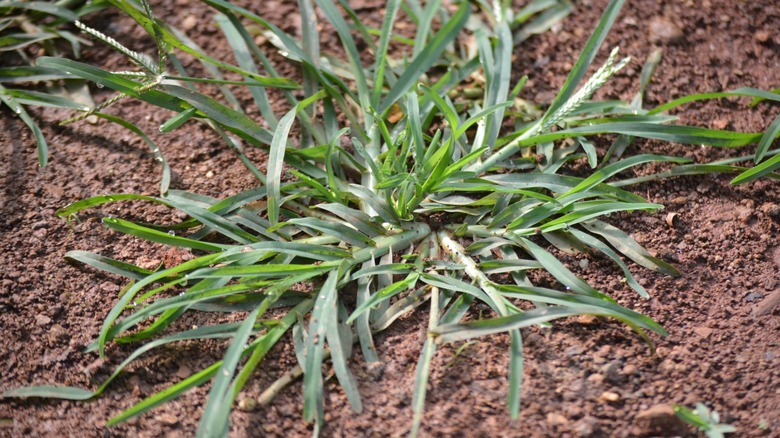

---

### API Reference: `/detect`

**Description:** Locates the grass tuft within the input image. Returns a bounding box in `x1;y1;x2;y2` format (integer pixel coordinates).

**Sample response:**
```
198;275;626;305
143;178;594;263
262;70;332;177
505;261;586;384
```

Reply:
3;0;779;436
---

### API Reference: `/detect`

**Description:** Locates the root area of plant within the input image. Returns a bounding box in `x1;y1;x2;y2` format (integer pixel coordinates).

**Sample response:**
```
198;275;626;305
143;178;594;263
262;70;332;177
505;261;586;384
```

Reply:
1;0;779;436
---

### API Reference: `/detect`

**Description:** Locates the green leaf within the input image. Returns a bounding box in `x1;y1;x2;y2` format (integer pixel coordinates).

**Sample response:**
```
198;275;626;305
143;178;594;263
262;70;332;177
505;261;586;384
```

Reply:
287;217;376;247
106;0;298;89
0;66;73;82
581;219;680;276
419;273;491;305
0;89;47;166
102;217;228;252
303;270;340;424
347;272;420;324
197;305;265;437
159;106;197;132
543;0;625;119
433;306;585;344
540;201;662;232
56;194;162;217
108;363;221;426
267;107;297;226
649;87;780;115
567;228;649;297
371;0;402;106
96;113;171;195
515;237;605;298
65;250;155;280
731;152;780;185
325;298;362;413
379;1;470;113
754;112;780;163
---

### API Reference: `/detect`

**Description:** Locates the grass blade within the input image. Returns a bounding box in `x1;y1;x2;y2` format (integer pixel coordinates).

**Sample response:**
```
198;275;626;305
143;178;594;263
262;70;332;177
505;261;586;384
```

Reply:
303;270;340;425
267;107;297;226
754;112;780;163
580;219;680;276
379;1;470;113
0;88;48;166
197;304;265;437
731;152;780;185
65;250;155;280
543;0;625;120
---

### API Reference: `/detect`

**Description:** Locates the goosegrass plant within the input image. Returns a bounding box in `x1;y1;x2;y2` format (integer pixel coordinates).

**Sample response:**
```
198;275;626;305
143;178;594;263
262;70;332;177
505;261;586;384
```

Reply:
5;0;780;436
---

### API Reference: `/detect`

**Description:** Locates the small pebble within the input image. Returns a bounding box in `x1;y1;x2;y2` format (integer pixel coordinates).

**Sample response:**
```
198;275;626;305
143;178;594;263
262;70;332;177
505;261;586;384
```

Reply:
156;414;179;425
175;365;191;379
238;397;257;412
649;17;683;44
760;202;780;217
181;15;198;31
634;404;689;436
693;327;713;338
602;361;623;384
546;412;569;426
35;314;51;327
599;391;620;403
575;416;599;437
48;324;67;343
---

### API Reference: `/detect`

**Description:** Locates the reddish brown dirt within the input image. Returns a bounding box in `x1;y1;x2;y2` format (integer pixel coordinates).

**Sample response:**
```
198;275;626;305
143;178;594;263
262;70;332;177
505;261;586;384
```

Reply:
1;0;779;437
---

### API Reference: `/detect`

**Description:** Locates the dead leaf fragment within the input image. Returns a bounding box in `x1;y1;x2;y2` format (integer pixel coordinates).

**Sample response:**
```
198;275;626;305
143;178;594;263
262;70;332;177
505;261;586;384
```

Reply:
665;212;680;228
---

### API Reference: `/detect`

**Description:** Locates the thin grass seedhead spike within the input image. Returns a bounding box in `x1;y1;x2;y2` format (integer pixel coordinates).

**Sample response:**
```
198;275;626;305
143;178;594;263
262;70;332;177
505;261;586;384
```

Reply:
60;93;129;125
75;21;158;75
541;47;630;131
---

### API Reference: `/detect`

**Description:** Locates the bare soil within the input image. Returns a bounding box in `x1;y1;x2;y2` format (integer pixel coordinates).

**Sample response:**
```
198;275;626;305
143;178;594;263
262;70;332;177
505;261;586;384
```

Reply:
1;0;779;437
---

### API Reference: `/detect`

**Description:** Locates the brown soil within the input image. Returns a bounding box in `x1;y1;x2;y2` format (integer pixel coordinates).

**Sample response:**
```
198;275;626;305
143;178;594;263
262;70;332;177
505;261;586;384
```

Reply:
1;0;779;437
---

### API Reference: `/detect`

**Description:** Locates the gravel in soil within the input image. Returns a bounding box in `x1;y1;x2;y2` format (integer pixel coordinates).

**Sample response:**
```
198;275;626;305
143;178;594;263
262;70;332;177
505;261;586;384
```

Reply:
1;0;779;437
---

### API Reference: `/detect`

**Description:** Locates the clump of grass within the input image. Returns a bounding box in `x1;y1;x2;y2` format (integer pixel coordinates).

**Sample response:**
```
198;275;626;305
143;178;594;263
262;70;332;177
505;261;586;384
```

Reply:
3;0;779;436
